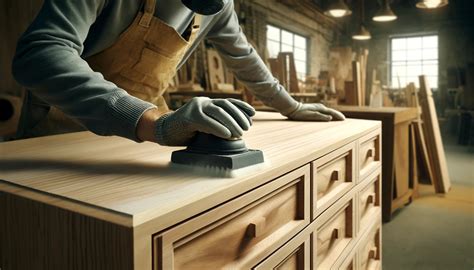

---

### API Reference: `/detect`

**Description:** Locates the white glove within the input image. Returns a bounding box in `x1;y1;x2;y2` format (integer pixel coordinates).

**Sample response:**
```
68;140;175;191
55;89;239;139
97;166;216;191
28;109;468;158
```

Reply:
155;97;255;146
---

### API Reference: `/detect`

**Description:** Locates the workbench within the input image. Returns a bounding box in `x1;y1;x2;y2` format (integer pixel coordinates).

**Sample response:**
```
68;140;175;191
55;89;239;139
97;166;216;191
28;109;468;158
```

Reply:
333;106;419;222
0;112;382;270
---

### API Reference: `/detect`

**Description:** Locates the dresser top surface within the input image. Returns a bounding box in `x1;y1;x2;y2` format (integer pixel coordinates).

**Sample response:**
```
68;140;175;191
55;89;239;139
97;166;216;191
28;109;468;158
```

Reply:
0;112;380;227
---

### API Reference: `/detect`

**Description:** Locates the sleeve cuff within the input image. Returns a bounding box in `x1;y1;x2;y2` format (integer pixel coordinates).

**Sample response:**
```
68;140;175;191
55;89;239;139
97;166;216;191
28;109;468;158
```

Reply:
107;92;156;142
265;86;301;116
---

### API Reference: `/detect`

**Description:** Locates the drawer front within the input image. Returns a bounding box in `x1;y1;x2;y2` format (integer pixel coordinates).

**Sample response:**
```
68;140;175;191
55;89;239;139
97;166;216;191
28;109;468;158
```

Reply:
358;173;381;232
312;142;355;218
358;222;381;270
358;132;381;180
154;165;310;270
253;231;310;270
314;196;355;270
340;255;356;270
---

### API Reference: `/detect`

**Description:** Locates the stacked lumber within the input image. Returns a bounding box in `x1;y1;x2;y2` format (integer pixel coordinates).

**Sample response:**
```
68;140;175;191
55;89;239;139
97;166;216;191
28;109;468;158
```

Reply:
418;76;451;193
268;52;300;93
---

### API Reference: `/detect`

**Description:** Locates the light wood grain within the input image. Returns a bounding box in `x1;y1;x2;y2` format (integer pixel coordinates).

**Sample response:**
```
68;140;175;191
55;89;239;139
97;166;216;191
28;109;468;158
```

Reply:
315;198;354;270
0;112;381;269
253;230;310;270
358;171;381;233
358;222;381;270
312;142;355;218
155;166;310;270
0;191;133;270
418;76;451;193
0;112;380;227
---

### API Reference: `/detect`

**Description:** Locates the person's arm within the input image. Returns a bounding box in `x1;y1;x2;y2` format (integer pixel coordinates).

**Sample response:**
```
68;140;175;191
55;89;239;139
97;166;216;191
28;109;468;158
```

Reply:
12;0;156;141
206;2;344;121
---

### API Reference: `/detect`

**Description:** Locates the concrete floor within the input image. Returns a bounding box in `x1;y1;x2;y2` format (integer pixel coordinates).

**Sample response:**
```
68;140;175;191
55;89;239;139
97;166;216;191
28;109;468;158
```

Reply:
382;136;474;270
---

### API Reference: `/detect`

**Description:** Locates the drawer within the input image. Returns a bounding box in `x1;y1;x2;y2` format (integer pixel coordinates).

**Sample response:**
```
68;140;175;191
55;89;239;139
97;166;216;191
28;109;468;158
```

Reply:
314;196;355;270
358;222;381;270
358;132;381;180
312;142;355;218
253;230;310;270
358;173;381;233
339;254;356;270
154;165;310;270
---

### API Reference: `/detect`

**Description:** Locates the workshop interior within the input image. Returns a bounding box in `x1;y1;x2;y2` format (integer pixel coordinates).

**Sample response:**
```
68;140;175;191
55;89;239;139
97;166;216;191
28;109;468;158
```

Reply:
1;0;473;269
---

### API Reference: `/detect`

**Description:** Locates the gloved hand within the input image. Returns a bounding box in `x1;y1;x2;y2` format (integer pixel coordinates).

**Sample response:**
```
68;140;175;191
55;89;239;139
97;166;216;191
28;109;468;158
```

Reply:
260;85;345;122
286;102;345;121
155;97;255;146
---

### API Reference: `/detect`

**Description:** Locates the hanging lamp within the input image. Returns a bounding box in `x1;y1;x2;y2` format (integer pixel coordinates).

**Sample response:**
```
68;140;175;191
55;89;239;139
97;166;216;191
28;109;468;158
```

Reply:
352;0;371;40
416;0;449;9
324;0;352;18
373;0;397;22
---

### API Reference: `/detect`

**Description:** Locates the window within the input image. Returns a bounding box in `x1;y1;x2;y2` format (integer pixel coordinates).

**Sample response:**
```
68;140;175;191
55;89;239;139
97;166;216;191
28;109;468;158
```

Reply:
390;35;438;89
266;25;308;79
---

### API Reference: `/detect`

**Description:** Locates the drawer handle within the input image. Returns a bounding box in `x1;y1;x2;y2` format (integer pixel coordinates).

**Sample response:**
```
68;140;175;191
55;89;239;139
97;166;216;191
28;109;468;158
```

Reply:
330;169;342;182
369;247;377;259
246;217;266;238
332;228;340;240
366;148;375;159
367;193;376;204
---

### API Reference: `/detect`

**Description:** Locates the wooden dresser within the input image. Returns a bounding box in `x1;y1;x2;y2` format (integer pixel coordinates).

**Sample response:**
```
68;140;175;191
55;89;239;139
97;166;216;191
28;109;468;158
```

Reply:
0;112;382;270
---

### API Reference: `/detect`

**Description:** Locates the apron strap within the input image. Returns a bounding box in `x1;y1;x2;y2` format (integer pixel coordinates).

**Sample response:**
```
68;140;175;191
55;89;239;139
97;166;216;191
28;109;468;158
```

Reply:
139;0;156;27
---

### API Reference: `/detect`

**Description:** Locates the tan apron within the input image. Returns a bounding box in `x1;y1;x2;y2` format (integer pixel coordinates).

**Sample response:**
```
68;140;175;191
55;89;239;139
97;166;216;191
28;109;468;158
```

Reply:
23;0;201;137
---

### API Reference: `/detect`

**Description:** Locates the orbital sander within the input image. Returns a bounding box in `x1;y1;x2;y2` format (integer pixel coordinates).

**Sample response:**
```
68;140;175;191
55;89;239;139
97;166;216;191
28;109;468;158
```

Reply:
171;132;264;170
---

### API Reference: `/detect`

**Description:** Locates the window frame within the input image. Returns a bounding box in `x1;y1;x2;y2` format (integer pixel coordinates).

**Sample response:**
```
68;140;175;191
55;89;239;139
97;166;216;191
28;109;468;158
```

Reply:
266;23;310;79
388;33;439;89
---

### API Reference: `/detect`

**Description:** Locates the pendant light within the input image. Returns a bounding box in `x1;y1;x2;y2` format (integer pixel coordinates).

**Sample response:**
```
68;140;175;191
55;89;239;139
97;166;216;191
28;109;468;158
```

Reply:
416;0;449;9
324;0;352;18
353;25;372;40
352;0;371;40
373;0;397;22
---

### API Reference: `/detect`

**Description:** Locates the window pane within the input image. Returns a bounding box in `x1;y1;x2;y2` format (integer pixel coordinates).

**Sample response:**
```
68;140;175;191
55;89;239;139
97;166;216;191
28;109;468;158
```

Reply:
423;64;438;76
295;60;306;75
407;49;422;61
267;40;280;58
392;38;406;50
281;44;293;53
407;37;422;49
295;48;306;61
294;35;306;49
422;48;437;60
281;30;293;46
407;64;422;76
423;36;438;48
427;76;438;88
406;76;418;86
267;25;280;42
392;64;406;77
392;51;407;61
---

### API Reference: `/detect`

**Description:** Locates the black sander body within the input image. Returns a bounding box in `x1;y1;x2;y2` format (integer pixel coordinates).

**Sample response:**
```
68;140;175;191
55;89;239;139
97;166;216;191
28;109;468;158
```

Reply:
171;132;264;170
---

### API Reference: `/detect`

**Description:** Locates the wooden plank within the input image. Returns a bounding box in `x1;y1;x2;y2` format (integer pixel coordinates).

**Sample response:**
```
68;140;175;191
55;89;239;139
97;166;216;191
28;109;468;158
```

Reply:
418;75;451;193
278;52;300;93
0;192;133;270
352;61;362;106
206;49;227;92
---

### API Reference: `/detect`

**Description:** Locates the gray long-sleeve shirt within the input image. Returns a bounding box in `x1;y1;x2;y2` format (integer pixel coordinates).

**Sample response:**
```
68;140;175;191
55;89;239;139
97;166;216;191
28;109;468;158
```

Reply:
12;0;298;141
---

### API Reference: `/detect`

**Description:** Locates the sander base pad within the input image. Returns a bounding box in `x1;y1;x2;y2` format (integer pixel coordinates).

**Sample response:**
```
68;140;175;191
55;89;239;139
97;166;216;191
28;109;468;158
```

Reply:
171;149;264;170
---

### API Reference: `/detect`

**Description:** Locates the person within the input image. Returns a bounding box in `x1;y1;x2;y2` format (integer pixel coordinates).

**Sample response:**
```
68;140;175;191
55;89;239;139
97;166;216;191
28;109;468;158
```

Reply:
12;0;345;146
